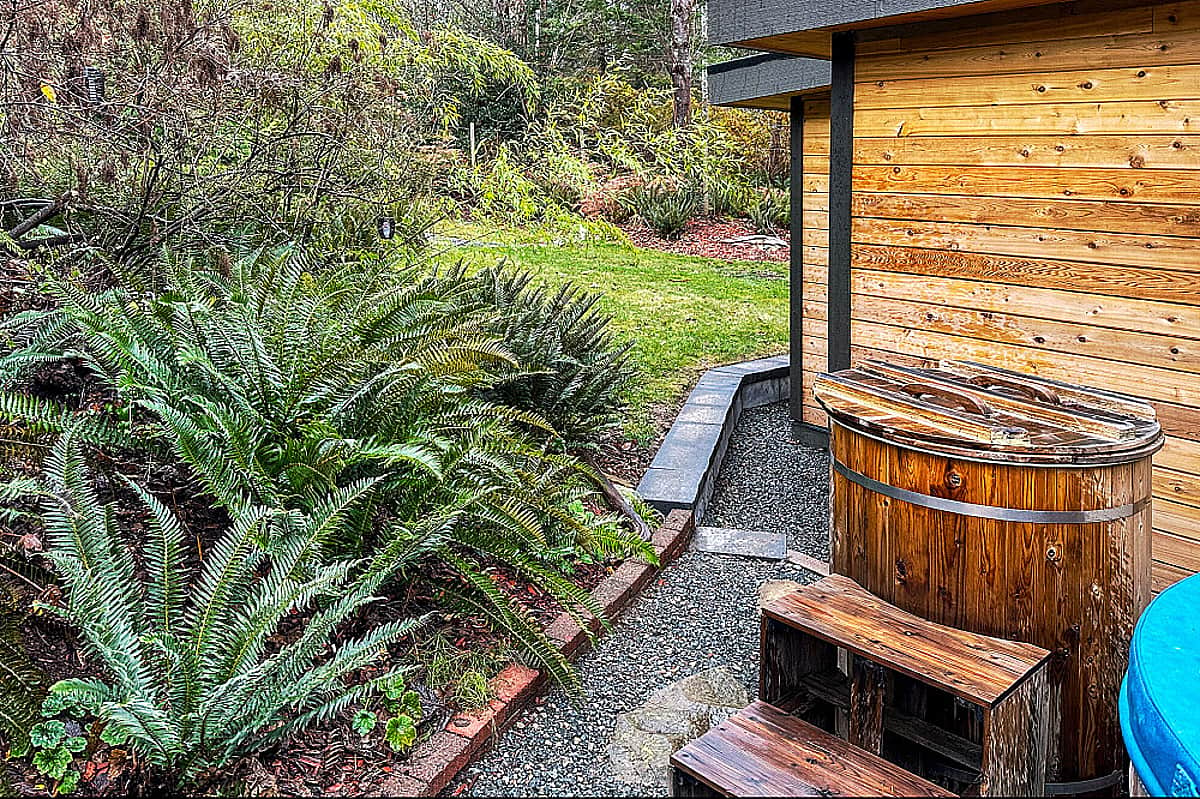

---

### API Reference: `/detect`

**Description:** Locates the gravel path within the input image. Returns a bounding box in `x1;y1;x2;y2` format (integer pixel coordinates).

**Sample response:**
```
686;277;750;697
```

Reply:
705;401;830;560
459;401;830;797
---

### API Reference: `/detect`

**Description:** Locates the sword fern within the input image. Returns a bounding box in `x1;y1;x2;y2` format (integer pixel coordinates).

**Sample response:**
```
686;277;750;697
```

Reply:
35;432;424;783
3;247;651;690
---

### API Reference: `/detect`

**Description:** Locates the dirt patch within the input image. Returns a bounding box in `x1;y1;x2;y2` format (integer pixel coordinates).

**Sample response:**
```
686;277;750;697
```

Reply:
619;218;788;264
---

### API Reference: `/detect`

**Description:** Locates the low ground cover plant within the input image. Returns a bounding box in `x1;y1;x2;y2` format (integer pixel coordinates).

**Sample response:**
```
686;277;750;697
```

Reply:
0;0;788;792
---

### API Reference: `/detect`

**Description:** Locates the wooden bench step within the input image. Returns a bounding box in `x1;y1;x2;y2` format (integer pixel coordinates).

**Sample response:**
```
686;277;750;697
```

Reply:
670;700;956;798
763;574;1049;707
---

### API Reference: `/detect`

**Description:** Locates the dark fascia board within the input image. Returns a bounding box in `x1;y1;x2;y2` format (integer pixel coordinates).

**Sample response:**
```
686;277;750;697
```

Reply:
709;0;1057;49
707;54;831;110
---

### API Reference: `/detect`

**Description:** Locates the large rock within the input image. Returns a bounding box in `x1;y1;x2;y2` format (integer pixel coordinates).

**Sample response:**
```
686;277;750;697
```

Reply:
608;667;750;788
757;579;805;609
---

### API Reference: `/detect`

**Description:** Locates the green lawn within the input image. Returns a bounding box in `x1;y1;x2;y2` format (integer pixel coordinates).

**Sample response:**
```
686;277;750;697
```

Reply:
433;227;788;442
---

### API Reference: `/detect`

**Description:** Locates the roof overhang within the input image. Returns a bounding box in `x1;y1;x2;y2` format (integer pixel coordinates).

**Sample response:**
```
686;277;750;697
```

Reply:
709;0;1064;56
707;54;831;110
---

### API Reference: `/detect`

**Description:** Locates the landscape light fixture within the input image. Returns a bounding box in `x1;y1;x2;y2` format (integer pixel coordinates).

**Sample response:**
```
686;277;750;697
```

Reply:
377;216;395;240
83;66;105;104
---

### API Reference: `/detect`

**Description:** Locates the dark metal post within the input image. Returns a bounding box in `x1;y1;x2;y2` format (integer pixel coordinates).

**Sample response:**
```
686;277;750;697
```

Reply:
789;94;805;425
828;31;855;373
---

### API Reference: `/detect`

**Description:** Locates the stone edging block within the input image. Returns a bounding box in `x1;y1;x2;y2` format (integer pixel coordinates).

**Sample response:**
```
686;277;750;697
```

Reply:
636;355;788;520
388;509;696;797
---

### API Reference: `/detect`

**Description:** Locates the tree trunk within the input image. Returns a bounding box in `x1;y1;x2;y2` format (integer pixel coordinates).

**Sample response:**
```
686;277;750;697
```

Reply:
669;0;694;128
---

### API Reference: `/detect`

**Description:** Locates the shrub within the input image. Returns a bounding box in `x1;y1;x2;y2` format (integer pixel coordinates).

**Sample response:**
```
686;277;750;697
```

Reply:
30;433;424;785
749;188;790;234
707;180;754;219
456;265;634;448
617;181;699;239
2;247;651;688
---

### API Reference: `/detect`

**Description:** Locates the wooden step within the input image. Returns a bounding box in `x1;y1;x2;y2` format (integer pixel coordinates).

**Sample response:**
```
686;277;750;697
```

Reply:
670;700;955;798
762;574;1049;707
758;575;1053;795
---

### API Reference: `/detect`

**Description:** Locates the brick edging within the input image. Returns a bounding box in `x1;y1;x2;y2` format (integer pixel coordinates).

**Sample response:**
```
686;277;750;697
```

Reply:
381;509;696;797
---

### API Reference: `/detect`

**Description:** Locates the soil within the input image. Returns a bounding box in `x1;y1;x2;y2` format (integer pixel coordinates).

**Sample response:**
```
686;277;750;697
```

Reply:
618;217;789;264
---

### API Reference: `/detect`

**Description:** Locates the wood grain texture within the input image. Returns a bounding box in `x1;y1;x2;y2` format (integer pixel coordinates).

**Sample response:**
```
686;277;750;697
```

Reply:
783;0;1200;586
851;269;1200;341
853;164;1200;206
829;423;1151;783
852;243;1200;307
764;573;1050;707
854;135;1200;170
983;667;1050;795
853;191;1200;236
670;701;956;798
856;100;1200;138
797;97;831;417
855;0;1157;56
849;656;887;754
857;64;1200;110
856;24;1200;82
849;293;1200;375
852;216;1200;272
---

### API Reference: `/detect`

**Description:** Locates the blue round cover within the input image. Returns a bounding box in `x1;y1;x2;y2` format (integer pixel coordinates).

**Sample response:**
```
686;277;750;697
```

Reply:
1121;573;1200;796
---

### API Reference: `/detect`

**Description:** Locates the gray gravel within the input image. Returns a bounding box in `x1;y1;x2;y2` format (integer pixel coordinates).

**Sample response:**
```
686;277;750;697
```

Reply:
459;552;815;796
705;401;830;560
459;401;830;797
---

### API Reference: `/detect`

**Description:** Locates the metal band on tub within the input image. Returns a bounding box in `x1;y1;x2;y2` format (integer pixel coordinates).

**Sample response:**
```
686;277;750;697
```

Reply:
832;460;1151;524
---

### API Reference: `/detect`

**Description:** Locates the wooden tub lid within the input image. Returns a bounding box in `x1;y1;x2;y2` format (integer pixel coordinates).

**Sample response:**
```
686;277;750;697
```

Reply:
813;360;1163;465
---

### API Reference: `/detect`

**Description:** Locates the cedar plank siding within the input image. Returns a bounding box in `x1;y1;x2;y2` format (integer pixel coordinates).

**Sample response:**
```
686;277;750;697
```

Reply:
800;96;831;429
797;0;1200;590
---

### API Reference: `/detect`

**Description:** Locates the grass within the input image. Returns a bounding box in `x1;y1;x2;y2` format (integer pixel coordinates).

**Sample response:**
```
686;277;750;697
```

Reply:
432;223;788;442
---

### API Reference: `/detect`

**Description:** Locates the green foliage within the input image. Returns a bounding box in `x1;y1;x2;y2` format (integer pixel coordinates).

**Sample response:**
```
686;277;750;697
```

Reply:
384;715;418;752
32;747;71;781
413;633;504;708
618;182;699;240
28;721;66;749
463;147;624;245
452;670;494;711
2;247;652;690
31;432;424;783
351;710;377;735
452;265;634;447
435;232;789;442
707;180;754;219
353;674;422;753
28;717;86;795
1;0;541;265
748;188;790;234
0;589;46;761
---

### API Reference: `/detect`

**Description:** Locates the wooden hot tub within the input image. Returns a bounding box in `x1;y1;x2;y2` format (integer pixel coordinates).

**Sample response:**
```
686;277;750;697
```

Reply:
813;360;1163;794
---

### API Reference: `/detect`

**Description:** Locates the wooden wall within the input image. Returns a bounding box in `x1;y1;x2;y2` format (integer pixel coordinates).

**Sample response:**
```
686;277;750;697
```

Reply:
798;95;831;428
798;0;1200;591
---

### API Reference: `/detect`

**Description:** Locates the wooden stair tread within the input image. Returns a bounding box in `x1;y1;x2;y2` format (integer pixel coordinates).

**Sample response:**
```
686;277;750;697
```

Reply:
763;575;1050;707
671;701;955;798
